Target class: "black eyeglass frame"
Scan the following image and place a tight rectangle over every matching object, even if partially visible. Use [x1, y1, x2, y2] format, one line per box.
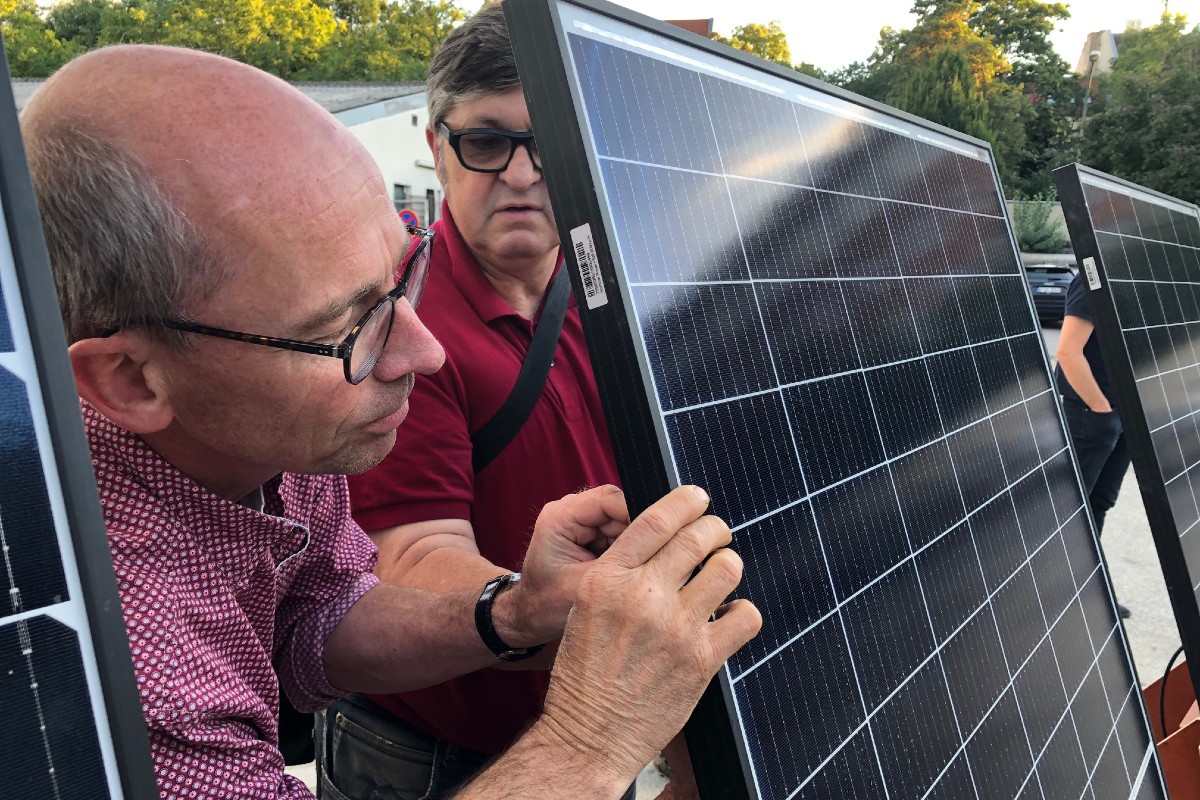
[131, 225, 434, 385]
[438, 122, 542, 174]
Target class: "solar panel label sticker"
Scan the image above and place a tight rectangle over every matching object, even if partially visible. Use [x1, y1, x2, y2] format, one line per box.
[505, 2, 1167, 798]
[1084, 256, 1103, 291]
[1056, 162, 1200, 699]
[571, 221, 608, 308]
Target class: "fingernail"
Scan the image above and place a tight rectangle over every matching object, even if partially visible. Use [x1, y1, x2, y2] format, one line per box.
[691, 485, 709, 504]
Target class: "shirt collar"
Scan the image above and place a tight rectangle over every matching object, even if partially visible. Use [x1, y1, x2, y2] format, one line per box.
[83, 401, 309, 585]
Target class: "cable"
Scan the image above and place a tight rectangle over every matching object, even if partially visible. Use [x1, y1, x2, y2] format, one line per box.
[1160, 645, 1186, 740]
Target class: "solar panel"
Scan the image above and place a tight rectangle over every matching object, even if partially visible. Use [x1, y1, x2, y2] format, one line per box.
[0, 45, 156, 799]
[1055, 162, 1200, 696]
[503, 2, 1167, 797]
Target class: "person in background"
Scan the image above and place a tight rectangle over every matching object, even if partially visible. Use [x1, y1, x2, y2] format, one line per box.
[22, 43, 760, 799]
[1055, 270, 1132, 618]
[317, 5, 699, 799]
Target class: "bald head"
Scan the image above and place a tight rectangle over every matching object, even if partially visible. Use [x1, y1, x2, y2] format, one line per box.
[24, 45, 395, 343]
[27, 46, 382, 267]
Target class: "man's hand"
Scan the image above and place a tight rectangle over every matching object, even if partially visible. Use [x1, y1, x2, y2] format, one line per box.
[493, 484, 631, 647]
[529, 485, 762, 786]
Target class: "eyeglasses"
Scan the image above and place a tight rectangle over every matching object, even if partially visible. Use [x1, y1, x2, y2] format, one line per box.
[131, 225, 434, 385]
[438, 122, 541, 174]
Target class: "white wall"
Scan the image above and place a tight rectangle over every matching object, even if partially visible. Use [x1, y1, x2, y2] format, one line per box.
[338, 92, 444, 227]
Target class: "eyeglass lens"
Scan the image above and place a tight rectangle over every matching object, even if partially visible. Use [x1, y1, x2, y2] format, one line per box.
[458, 132, 540, 171]
[348, 233, 433, 383]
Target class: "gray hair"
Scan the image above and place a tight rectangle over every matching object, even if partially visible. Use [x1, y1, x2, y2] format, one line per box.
[426, 3, 521, 131]
[23, 124, 225, 344]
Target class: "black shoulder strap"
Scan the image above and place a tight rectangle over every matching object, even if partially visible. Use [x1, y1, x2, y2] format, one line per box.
[471, 267, 572, 474]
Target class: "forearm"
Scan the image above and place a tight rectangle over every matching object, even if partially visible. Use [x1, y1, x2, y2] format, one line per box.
[1059, 351, 1110, 410]
[323, 581, 532, 693]
[377, 528, 507, 592]
[449, 720, 631, 800]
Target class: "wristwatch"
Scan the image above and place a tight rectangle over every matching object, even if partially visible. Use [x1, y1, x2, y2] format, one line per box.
[474, 573, 546, 662]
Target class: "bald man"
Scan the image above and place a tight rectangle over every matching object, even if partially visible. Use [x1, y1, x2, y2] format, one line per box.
[21, 45, 760, 800]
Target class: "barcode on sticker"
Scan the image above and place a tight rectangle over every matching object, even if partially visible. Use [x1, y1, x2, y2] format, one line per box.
[1083, 256, 1101, 290]
[570, 223, 608, 309]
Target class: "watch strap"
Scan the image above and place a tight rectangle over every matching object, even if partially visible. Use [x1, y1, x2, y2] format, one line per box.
[475, 573, 545, 662]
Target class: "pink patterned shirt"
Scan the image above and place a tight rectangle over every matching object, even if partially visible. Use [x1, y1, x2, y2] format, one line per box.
[85, 403, 380, 799]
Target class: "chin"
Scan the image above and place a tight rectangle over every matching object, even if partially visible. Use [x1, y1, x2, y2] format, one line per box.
[317, 430, 399, 477]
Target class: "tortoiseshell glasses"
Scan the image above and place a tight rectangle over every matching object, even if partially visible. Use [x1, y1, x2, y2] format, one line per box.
[135, 225, 433, 385]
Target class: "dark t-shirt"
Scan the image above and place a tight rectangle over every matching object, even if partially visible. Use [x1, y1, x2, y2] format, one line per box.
[1054, 271, 1114, 405]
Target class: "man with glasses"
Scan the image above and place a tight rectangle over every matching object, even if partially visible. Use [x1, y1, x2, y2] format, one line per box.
[320, 6, 697, 799]
[21, 44, 760, 799]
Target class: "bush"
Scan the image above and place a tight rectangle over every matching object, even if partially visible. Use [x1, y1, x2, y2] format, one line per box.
[1011, 198, 1068, 253]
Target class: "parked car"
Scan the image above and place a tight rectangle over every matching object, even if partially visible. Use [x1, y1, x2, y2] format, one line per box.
[1024, 263, 1076, 324]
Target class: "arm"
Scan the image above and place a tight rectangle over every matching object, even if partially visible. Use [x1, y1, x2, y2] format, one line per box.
[1056, 314, 1112, 412]
[323, 484, 631, 693]
[451, 486, 763, 799]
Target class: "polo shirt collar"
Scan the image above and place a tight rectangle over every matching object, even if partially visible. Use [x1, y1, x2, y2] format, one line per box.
[436, 202, 571, 327]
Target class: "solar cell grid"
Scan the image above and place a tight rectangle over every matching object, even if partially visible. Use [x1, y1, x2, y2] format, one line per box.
[1055, 166, 1200, 655]
[508, 3, 1165, 797]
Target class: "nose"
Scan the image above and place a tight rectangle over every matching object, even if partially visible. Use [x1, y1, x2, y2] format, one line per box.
[500, 141, 541, 190]
[373, 298, 445, 382]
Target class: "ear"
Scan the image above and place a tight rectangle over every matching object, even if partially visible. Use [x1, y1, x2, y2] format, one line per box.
[68, 333, 175, 435]
[425, 124, 439, 164]
[427, 126, 448, 189]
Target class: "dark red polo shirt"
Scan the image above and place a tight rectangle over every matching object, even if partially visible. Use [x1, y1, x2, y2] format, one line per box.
[347, 204, 620, 755]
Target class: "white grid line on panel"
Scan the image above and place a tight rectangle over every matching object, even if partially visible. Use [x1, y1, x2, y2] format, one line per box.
[792, 107, 895, 799]
[1086, 229, 1200, 255]
[1009, 622, 1126, 800]
[629, 274, 1021, 286]
[16, 621, 64, 800]
[1098, 220, 1200, 534]
[732, 454, 1078, 686]
[698, 70, 810, 800]
[778, 544, 1110, 800]
[873, 150, 983, 780]
[597, 154, 1009, 222]
[663, 330, 1041, 420]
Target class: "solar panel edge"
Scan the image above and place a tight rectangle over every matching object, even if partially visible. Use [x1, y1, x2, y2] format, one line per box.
[504, 2, 760, 796]
[0, 43, 158, 798]
[1055, 162, 1200, 707]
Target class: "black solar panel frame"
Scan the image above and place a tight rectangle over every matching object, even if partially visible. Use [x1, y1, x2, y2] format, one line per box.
[1056, 161, 1200, 697]
[505, 3, 1165, 798]
[0, 42, 158, 797]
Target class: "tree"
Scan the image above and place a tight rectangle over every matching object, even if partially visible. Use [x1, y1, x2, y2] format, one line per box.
[303, 0, 462, 81]
[826, 0, 1074, 196]
[1011, 195, 1068, 252]
[710, 21, 791, 67]
[887, 46, 991, 140]
[1082, 14, 1200, 203]
[46, 0, 108, 49]
[1, 0, 79, 76]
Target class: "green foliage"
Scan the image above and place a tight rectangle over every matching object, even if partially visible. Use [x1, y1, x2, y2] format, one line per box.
[8, 0, 460, 80]
[793, 61, 826, 81]
[1010, 195, 1068, 252]
[302, 0, 460, 81]
[1082, 14, 1200, 203]
[887, 46, 991, 139]
[2, 0, 80, 76]
[710, 21, 792, 67]
[825, 0, 1076, 197]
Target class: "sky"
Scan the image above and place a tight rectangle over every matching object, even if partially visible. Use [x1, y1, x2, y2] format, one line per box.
[613, 0, 1200, 72]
